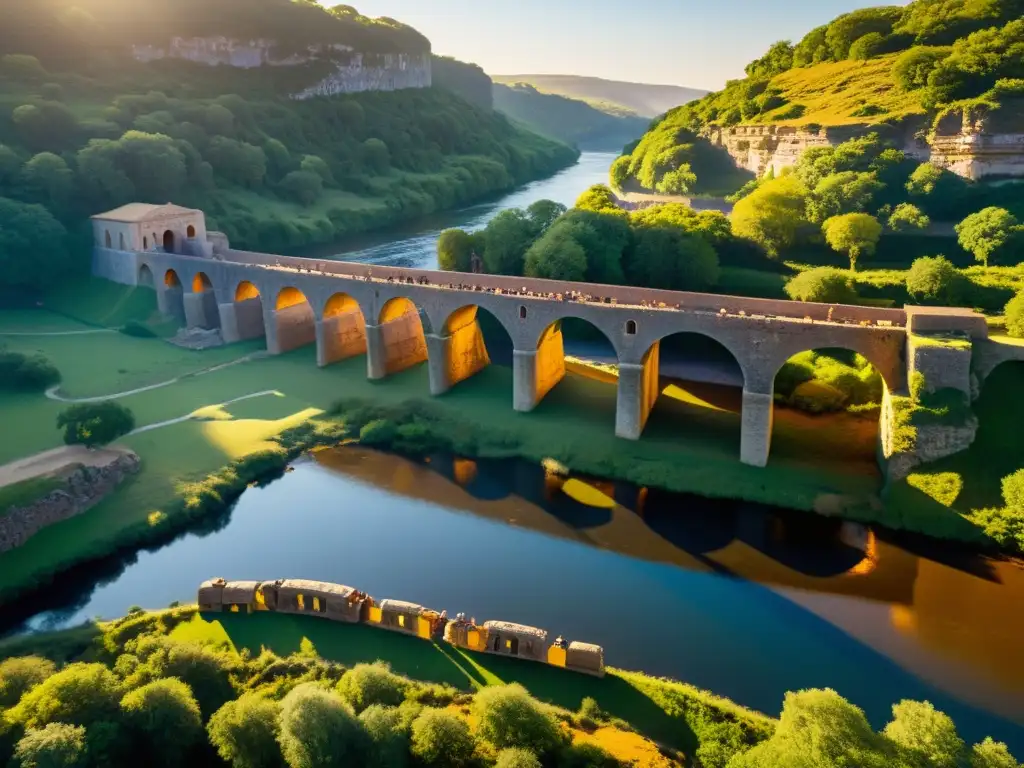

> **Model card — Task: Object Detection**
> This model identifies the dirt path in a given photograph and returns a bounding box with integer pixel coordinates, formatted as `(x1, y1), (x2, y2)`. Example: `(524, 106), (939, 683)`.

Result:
(128, 390), (280, 435)
(0, 445), (134, 489)
(44, 352), (267, 403)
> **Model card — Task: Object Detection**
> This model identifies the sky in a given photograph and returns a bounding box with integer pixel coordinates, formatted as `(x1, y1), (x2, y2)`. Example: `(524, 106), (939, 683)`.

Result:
(330, 0), (902, 91)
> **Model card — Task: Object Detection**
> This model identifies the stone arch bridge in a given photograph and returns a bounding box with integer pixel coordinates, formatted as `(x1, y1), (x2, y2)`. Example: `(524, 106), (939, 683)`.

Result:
(92, 218), (990, 470)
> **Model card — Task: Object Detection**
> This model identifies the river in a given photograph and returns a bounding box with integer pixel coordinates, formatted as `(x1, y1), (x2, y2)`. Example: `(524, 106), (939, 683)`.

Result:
(6, 152), (1024, 754)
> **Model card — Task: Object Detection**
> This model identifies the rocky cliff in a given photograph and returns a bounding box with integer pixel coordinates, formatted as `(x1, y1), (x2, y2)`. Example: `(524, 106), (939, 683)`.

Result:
(132, 36), (432, 98)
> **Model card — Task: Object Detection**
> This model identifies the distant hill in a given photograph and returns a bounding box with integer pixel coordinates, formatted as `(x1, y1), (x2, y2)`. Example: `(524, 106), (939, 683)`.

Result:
(493, 83), (650, 151)
(491, 75), (707, 118)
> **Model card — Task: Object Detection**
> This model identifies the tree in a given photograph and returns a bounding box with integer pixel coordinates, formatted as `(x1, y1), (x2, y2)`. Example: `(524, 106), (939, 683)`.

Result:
(410, 709), (475, 768)
(359, 705), (410, 768)
(575, 184), (619, 213)
(731, 175), (808, 258)
(526, 199), (566, 232)
(0, 144), (22, 185)
(609, 156), (631, 190)
(263, 139), (293, 181)
(970, 737), (1020, 768)
(75, 140), (134, 208)
(524, 229), (588, 282)
(495, 747), (542, 768)
(893, 46), (954, 91)
(906, 256), (962, 304)
(56, 403), (135, 447)
(849, 31), (888, 59)
(115, 131), (188, 202)
(482, 209), (538, 275)
(362, 138), (391, 173)
(1, 54), (47, 81)
(20, 152), (74, 211)
(0, 657), (57, 708)
(956, 207), (1019, 267)
(472, 684), (563, 756)
(11, 102), (78, 152)
(12, 724), (86, 768)
(889, 202), (931, 232)
(437, 228), (475, 272)
(730, 689), (891, 768)
(277, 684), (370, 768)
(1006, 292), (1024, 338)
(300, 154), (333, 184)
(626, 226), (719, 291)
(206, 137), (266, 188)
(555, 210), (629, 284)
(785, 267), (859, 304)
(7, 663), (121, 731)
(883, 700), (965, 768)
(806, 171), (883, 223)
(207, 695), (282, 768)
(0, 197), (69, 292)
(655, 165), (697, 195)
(823, 213), (882, 270)
(279, 171), (323, 206)
(124, 637), (236, 719)
(337, 663), (407, 714)
(1002, 469), (1024, 512)
(204, 104), (235, 136)
(120, 679), (203, 768)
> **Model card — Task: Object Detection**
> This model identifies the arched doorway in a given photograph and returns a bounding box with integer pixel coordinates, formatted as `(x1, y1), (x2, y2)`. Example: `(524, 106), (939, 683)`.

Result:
(273, 286), (315, 354)
(439, 304), (515, 393)
(118, 232), (126, 250)
(637, 331), (746, 450)
(769, 348), (884, 475)
(186, 271), (220, 330)
(163, 230), (175, 252)
(187, 224), (197, 239)
(161, 269), (185, 322)
(137, 264), (154, 288)
(164, 269), (181, 288)
(320, 293), (367, 367)
(377, 297), (428, 377)
(104, 231), (112, 248)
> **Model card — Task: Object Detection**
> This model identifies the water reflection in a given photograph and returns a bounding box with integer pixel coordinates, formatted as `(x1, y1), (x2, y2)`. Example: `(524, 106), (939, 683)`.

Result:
(3, 447), (1022, 752)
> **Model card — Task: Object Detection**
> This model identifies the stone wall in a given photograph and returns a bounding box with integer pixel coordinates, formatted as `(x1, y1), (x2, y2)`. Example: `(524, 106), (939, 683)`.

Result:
(0, 454), (141, 554)
(132, 37), (431, 97)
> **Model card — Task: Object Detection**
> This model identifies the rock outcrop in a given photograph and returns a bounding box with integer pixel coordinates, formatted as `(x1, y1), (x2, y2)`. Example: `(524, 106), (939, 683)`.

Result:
(0, 453), (141, 554)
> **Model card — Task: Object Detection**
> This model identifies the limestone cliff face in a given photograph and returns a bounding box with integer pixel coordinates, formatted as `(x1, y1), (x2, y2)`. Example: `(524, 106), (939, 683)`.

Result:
(132, 36), (432, 97)
(707, 119), (1024, 181)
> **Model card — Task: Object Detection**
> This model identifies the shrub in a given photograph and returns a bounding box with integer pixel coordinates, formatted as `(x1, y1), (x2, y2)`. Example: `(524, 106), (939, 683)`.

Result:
(695, 720), (750, 768)
(359, 705), (411, 768)
(0, 352), (61, 392)
(207, 694), (282, 768)
(120, 678), (203, 768)
(337, 663), (408, 713)
(359, 419), (398, 448)
(278, 684), (371, 768)
(495, 747), (542, 768)
(0, 657), (56, 708)
(410, 709), (475, 767)
(125, 637), (237, 719)
(56, 402), (135, 447)
(558, 742), (620, 767)
(1005, 292), (1024, 338)
(883, 700), (964, 768)
(12, 723), (85, 768)
(906, 256), (962, 304)
(785, 267), (858, 304)
(6, 663), (122, 730)
(790, 380), (848, 413)
(472, 684), (564, 756)
(1002, 470), (1024, 511)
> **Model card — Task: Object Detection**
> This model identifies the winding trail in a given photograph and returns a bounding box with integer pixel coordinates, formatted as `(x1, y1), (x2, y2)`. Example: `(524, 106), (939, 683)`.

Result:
(127, 390), (281, 435)
(44, 353), (267, 404)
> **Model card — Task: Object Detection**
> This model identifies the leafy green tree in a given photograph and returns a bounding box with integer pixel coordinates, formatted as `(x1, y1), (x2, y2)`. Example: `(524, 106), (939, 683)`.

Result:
(56, 402), (135, 447)
(207, 694), (282, 768)
(204, 104), (235, 136)
(729, 689), (891, 768)
(823, 213), (882, 270)
(20, 152), (74, 211)
(785, 267), (859, 304)
(278, 684), (370, 768)
(7, 664), (121, 731)
(473, 684), (563, 757)
(11, 102), (78, 152)
(655, 164), (697, 195)
(494, 747), (542, 768)
(12, 723), (86, 768)
(526, 199), (566, 232)
(574, 184), (619, 213)
(337, 663), (407, 714)
(1005, 291), (1024, 338)
(626, 226), (719, 291)
(483, 209), (538, 275)
(745, 40), (795, 77)
(889, 202), (930, 231)
(807, 171), (883, 223)
(362, 138), (391, 174)
(0, 144), (22, 185)
(1, 54), (47, 81)
(556, 210), (629, 284)
(75, 140), (134, 208)
(279, 171), (323, 206)
(906, 256), (962, 304)
(609, 155), (631, 190)
(0, 658), (57, 708)
(970, 737), (1021, 768)
(524, 229), (588, 282)
(883, 700), (965, 768)
(300, 155), (333, 184)
(0, 197), (69, 291)
(437, 228), (475, 272)
(893, 46), (954, 91)
(120, 679), (203, 768)
(124, 637), (236, 720)
(115, 131), (188, 202)
(263, 139), (293, 181)
(731, 175), (808, 258)
(956, 207), (1019, 267)
(410, 709), (474, 768)
(824, 7), (902, 60)
(793, 24), (831, 66)
(359, 705), (410, 768)
(1001, 469), (1024, 511)
(849, 31), (888, 59)
(207, 137), (266, 188)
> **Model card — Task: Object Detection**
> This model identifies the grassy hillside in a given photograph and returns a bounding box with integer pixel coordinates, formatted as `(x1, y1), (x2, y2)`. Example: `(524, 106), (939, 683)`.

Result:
(492, 74), (706, 118)
(493, 83), (650, 151)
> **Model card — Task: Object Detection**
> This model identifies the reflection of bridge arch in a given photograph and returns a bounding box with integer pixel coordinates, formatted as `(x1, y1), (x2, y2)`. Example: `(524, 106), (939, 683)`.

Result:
(318, 293), (367, 367)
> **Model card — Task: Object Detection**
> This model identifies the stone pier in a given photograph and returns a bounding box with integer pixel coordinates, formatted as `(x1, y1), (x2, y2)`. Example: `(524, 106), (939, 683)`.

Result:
(615, 342), (660, 440)
(428, 308), (491, 396)
(513, 323), (566, 412)
(157, 284), (185, 323)
(740, 389), (774, 468)
(183, 289), (220, 330)
(316, 309), (367, 367)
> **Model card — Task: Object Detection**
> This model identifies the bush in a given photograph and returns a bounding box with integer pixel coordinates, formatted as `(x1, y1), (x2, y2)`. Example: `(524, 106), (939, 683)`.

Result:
(207, 694), (282, 768)
(1005, 292), (1024, 338)
(6, 663), (122, 730)
(905, 256), (963, 304)
(1002, 470), (1024, 511)
(472, 684), (564, 756)
(359, 419), (398, 448)
(337, 663), (408, 713)
(784, 267), (859, 304)
(790, 380), (849, 413)
(125, 637), (237, 719)
(120, 678), (203, 768)
(56, 402), (135, 447)
(278, 684), (371, 768)
(0, 352), (61, 392)
(0, 657), (56, 708)
(695, 720), (750, 768)
(495, 747), (542, 768)
(558, 741), (621, 767)
(410, 709), (475, 767)
(359, 705), (411, 768)
(12, 723), (86, 768)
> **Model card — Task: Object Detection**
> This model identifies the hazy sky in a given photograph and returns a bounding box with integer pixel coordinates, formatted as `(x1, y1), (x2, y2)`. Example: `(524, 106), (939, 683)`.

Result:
(331, 0), (900, 90)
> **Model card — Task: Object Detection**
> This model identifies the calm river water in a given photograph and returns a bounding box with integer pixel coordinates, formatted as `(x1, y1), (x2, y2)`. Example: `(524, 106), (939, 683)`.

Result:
(5, 153), (1024, 753)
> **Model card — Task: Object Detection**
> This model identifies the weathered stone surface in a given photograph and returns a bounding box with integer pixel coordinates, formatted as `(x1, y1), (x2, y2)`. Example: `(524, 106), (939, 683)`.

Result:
(0, 454), (141, 553)
(886, 419), (978, 482)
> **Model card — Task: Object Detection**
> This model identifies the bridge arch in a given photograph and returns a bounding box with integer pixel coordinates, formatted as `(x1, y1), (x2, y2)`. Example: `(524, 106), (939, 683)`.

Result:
(319, 292), (368, 367)
(227, 280), (266, 343)
(164, 269), (181, 288)
(435, 304), (516, 393)
(192, 271), (213, 293)
(137, 263), (154, 288)
(236, 280), (260, 302)
(272, 286), (316, 354)
(159, 269), (185, 323)
(376, 297), (429, 377)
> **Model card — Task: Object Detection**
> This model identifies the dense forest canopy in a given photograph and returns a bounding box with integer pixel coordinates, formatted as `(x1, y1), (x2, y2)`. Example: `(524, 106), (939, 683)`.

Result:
(0, 0), (431, 67)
